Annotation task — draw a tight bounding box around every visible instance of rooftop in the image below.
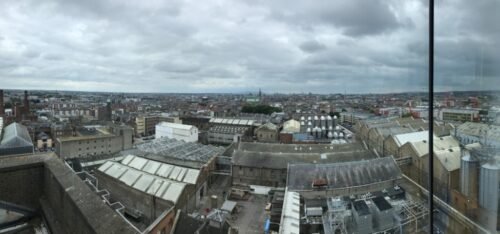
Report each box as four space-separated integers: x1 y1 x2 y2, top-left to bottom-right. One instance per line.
393 130 429 147
98 155 200 204
278 189 301 234
157 121 196 130
237 141 365 154
209 118 255 126
0 123 33 148
232 150 375 169
287 157 401 191
434 147 461 172
133 137 224 167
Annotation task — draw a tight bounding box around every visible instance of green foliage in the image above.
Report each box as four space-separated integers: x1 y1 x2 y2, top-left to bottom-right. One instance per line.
328 111 341 118
241 104 282 114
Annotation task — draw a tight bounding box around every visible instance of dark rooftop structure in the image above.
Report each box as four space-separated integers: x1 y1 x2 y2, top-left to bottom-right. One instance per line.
372 196 393 211
353 200 371 216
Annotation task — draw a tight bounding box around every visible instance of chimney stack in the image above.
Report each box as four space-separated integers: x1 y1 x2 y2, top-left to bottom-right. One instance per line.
0 90 4 116
24 90 29 115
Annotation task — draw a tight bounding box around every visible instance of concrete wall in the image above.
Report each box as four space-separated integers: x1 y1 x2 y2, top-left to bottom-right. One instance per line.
232 165 287 187
56 126 132 159
57 136 124 159
255 128 278 143
0 155 137 234
0 164 44 209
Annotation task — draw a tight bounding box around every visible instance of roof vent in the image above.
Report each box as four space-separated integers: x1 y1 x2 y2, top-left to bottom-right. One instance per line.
312 178 327 187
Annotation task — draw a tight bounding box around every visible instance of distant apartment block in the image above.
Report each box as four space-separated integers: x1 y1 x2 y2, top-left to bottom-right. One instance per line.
135 114 181 137
155 122 198 142
438 108 479 122
55 124 133 159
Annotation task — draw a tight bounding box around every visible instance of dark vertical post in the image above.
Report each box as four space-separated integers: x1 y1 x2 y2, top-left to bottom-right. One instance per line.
0 90 4 116
428 0 435 231
24 90 29 115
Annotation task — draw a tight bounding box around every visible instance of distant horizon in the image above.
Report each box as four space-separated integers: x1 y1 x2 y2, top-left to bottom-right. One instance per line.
1 87 499 96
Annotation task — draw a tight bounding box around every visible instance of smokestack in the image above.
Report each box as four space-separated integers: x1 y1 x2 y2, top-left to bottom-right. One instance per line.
24 90 29 115
0 90 4 116
106 99 112 121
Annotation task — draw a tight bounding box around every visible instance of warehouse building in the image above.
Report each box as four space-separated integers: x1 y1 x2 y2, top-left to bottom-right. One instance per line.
155 122 198 142
277 157 428 234
208 118 254 145
95 155 202 220
454 122 500 148
55 123 133 159
254 122 279 143
231 142 375 187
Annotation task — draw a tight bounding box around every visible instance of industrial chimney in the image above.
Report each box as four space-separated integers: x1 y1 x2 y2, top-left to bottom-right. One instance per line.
0 90 4 116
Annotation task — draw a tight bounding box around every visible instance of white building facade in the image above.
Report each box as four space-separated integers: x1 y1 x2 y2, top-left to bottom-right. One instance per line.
155 122 199 142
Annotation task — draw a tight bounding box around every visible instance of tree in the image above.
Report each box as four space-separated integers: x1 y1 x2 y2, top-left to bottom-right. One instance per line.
241 104 282 115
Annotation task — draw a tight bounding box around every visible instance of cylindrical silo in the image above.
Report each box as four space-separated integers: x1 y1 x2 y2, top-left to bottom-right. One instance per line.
321 126 326 138
326 115 333 128
320 116 326 128
314 127 321 139
306 127 312 136
460 151 479 198
333 115 337 128
327 131 333 138
300 121 306 133
478 161 500 231
314 116 319 127
300 116 305 121
479 162 500 211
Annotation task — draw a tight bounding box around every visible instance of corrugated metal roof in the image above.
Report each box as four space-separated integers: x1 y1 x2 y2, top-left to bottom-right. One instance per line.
98 160 189 204
279 189 301 234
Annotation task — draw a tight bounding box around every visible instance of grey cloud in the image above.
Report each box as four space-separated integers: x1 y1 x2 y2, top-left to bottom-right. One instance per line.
299 40 327 53
266 0 408 37
0 0 496 93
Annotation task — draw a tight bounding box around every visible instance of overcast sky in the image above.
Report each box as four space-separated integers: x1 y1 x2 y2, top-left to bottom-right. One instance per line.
0 0 498 94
